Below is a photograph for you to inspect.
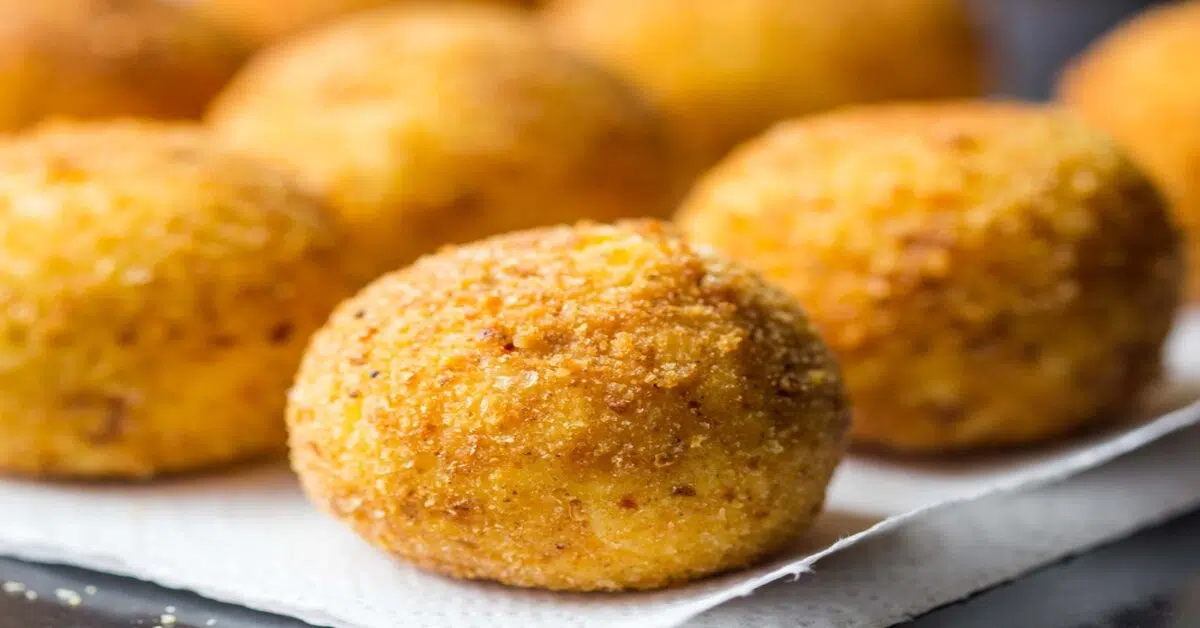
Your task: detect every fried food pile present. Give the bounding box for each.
[0,0,1188,595]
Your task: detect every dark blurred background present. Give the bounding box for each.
[976,0,1170,100]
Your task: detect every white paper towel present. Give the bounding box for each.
[0,312,1198,628]
[689,424,1200,627]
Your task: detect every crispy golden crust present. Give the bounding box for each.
[288,220,848,591]
[0,0,248,132]
[539,0,985,177]
[195,0,543,45]
[0,121,353,478]
[209,3,676,284]
[1058,0,1200,299]
[678,102,1182,453]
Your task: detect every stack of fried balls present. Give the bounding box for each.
[0,0,1188,593]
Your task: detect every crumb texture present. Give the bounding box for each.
[288,220,848,591]
[680,102,1182,452]
[0,121,353,477]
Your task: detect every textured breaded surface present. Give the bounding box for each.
[195,0,542,44]
[209,4,675,284]
[0,121,353,478]
[1058,0,1200,299]
[540,0,984,177]
[0,0,247,132]
[679,103,1182,453]
[288,221,848,591]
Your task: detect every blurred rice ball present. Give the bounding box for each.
[209,3,677,284]
[540,0,986,177]
[192,0,542,45]
[1058,0,1200,299]
[0,0,247,131]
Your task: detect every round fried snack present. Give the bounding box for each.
[0,121,353,478]
[678,103,1182,454]
[194,0,542,45]
[288,221,848,591]
[209,4,675,284]
[1058,0,1200,299]
[0,0,247,132]
[540,0,985,177]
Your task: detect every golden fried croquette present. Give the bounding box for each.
[1058,0,1200,299]
[678,103,1182,454]
[287,220,848,591]
[540,0,985,177]
[0,121,353,478]
[194,0,542,45]
[0,0,247,132]
[210,3,676,284]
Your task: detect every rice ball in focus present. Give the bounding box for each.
[540,0,985,176]
[0,121,353,478]
[194,0,541,46]
[0,0,247,132]
[678,103,1181,453]
[287,221,848,591]
[1058,0,1200,299]
[209,4,675,283]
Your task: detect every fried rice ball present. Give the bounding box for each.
[0,0,247,132]
[209,4,675,284]
[1058,0,1200,299]
[678,103,1182,454]
[0,121,353,478]
[287,220,848,591]
[539,0,985,177]
[194,0,543,45]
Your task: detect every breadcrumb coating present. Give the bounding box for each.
[288,220,848,591]
[209,3,676,284]
[679,102,1182,453]
[1058,0,1200,299]
[0,0,247,132]
[539,0,985,177]
[0,121,353,477]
